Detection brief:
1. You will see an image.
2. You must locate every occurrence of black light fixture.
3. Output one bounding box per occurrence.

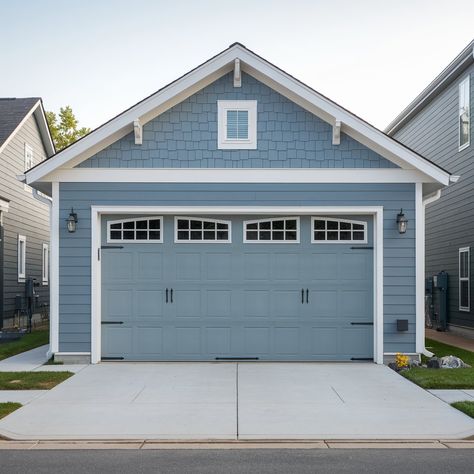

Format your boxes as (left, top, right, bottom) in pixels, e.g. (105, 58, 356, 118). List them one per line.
(396, 209, 408, 234)
(66, 208, 78, 233)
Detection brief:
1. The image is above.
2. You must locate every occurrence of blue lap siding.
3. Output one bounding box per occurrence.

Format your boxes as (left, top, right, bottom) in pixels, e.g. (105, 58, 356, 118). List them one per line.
(58, 182, 416, 354)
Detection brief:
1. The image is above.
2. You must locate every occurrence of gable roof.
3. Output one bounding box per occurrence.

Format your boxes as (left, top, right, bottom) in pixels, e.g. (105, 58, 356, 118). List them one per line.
(386, 39, 474, 135)
(0, 97, 55, 157)
(25, 43, 451, 187)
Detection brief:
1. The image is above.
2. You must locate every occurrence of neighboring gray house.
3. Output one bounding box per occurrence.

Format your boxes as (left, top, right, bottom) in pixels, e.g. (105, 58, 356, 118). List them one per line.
(0, 98, 55, 329)
(386, 40, 474, 337)
(25, 43, 452, 364)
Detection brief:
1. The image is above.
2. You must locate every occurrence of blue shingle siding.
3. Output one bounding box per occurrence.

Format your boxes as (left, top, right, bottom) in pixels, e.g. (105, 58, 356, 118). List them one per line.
(78, 73, 397, 169)
(58, 182, 416, 354)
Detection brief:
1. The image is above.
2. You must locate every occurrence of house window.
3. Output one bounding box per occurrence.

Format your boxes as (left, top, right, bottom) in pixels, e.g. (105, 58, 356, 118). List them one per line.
(243, 218, 299, 243)
(107, 217, 163, 243)
(42, 243, 49, 285)
(24, 144, 34, 191)
(18, 235, 26, 282)
(217, 100, 257, 149)
(459, 247, 470, 312)
(175, 217, 231, 242)
(459, 76, 470, 151)
(312, 218, 367, 243)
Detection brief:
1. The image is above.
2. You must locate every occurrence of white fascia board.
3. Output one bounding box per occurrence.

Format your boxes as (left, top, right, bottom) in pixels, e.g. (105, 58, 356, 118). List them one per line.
(239, 54, 450, 186)
(26, 43, 450, 186)
(39, 168, 437, 184)
(26, 51, 236, 183)
(34, 101, 55, 156)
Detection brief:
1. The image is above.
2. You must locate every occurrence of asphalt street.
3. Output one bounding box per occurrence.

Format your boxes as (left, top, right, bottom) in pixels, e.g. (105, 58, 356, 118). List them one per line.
(0, 449, 473, 474)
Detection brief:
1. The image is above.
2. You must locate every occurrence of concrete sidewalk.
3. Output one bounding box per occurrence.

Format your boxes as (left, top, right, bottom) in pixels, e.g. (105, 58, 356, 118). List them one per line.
(0, 363, 473, 441)
(0, 345, 49, 372)
(430, 390, 474, 404)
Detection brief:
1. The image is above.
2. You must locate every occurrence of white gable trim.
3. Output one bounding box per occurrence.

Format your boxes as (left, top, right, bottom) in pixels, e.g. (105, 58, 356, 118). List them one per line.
(25, 44, 450, 186)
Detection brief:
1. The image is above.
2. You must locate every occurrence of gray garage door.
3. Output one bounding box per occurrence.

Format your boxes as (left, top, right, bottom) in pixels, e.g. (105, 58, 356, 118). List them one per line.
(101, 215, 373, 361)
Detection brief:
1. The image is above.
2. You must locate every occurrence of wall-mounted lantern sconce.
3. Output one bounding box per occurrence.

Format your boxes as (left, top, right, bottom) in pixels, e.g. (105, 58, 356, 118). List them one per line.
(66, 208, 78, 233)
(396, 209, 408, 234)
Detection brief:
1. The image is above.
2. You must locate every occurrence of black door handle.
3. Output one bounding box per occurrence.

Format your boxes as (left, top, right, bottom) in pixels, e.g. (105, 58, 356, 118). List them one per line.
(301, 288, 304, 304)
(306, 289, 309, 304)
(165, 288, 168, 304)
(170, 288, 173, 304)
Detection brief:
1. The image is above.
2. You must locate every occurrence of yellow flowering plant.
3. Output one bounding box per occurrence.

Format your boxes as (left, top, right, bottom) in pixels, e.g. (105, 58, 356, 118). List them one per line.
(395, 352, 410, 370)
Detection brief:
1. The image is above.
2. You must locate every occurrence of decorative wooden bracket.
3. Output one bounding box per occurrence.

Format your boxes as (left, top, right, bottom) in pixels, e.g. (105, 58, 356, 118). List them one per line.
(233, 58, 241, 88)
(133, 119, 142, 145)
(332, 120, 341, 145)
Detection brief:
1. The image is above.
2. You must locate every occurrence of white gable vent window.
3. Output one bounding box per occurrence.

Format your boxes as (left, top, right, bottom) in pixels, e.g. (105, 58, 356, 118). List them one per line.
(217, 100, 257, 149)
(459, 76, 470, 151)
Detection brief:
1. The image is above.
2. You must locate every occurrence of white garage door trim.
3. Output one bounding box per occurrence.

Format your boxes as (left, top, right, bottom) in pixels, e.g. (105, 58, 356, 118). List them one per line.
(90, 205, 384, 364)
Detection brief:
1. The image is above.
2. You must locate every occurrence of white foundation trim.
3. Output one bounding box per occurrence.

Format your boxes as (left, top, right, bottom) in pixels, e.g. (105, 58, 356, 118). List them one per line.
(90, 205, 384, 364)
(49, 182, 59, 357)
(39, 168, 436, 185)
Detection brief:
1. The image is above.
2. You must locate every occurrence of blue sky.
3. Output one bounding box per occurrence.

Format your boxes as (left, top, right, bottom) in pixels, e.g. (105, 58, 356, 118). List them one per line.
(1, 0, 473, 130)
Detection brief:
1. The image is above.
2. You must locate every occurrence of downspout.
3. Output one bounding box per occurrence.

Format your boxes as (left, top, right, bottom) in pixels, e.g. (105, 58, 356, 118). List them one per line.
(32, 189, 53, 358)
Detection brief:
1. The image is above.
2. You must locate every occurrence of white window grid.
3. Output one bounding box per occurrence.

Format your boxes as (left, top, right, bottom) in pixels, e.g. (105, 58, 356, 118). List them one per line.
(107, 217, 163, 243)
(311, 217, 368, 244)
(459, 247, 470, 312)
(243, 217, 300, 243)
(459, 76, 470, 151)
(174, 217, 232, 243)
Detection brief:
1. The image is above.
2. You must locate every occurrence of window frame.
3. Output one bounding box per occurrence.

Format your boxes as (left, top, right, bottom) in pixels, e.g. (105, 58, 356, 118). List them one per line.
(18, 234, 26, 282)
(459, 246, 470, 312)
(459, 76, 470, 152)
(106, 216, 163, 243)
(217, 100, 257, 149)
(311, 217, 368, 244)
(243, 217, 300, 244)
(42, 242, 49, 286)
(24, 143, 34, 191)
(174, 216, 232, 243)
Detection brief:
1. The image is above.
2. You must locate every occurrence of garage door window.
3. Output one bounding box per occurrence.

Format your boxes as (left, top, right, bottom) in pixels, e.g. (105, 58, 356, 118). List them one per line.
(107, 217, 162, 243)
(312, 217, 367, 243)
(244, 217, 299, 243)
(175, 217, 231, 242)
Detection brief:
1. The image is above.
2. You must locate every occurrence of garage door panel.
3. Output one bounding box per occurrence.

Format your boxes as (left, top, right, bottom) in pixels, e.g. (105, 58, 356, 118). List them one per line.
(205, 327, 231, 355)
(206, 290, 232, 317)
(243, 327, 270, 355)
(339, 252, 370, 280)
(104, 289, 132, 319)
(310, 327, 339, 356)
(272, 253, 299, 280)
(310, 290, 338, 317)
(135, 290, 164, 318)
(206, 253, 233, 281)
(244, 290, 270, 317)
(134, 327, 163, 355)
(244, 253, 270, 280)
(307, 253, 338, 280)
(136, 252, 164, 281)
(103, 252, 133, 281)
(341, 327, 373, 357)
(102, 327, 133, 356)
(339, 290, 371, 318)
(176, 253, 201, 281)
(272, 290, 301, 318)
(274, 327, 300, 355)
(175, 290, 201, 317)
(175, 327, 201, 355)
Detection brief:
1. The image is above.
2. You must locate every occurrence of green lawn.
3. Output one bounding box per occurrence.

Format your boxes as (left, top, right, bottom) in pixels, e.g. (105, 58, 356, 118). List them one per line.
(0, 402, 22, 420)
(0, 372, 73, 390)
(0, 330, 49, 361)
(452, 401, 474, 418)
(401, 338, 474, 389)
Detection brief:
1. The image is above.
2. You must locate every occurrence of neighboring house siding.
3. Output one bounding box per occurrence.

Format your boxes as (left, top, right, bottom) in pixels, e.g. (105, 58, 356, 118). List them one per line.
(0, 114, 50, 321)
(78, 73, 397, 169)
(58, 182, 416, 353)
(393, 63, 474, 329)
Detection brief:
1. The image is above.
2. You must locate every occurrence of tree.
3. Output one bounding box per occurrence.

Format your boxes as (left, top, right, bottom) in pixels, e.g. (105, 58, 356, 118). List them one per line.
(46, 106, 90, 151)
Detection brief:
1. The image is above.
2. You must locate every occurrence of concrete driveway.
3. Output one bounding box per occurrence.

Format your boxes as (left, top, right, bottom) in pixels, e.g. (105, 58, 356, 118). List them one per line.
(0, 363, 473, 440)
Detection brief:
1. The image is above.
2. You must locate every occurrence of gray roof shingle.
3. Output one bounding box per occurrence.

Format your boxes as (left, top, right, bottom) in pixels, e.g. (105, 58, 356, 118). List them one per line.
(0, 97, 40, 149)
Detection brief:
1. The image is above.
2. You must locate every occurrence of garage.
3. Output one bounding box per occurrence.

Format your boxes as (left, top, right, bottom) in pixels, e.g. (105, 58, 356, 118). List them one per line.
(100, 214, 374, 361)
